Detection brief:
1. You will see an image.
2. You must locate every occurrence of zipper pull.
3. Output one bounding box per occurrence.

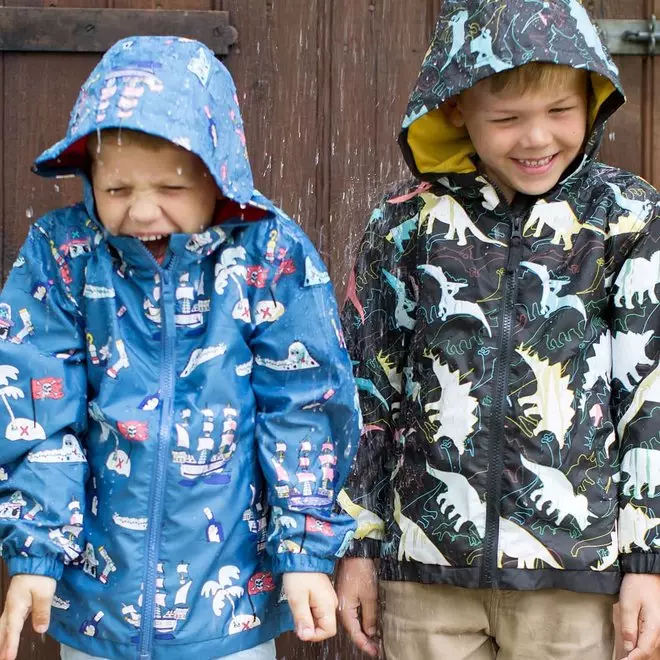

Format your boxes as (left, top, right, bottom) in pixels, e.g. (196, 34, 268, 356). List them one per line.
(506, 218, 523, 274)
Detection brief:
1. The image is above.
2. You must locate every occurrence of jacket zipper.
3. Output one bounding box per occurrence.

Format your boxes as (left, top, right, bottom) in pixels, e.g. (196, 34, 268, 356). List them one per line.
(480, 214, 523, 588)
(138, 261, 177, 659)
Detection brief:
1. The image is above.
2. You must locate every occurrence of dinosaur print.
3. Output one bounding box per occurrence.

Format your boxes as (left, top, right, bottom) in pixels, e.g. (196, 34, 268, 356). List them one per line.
(613, 252, 660, 309)
(386, 216, 419, 255)
(516, 346, 575, 448)
(440, 9, 469, 73)
(424, 357, 479, 454)
(617, 365, 660, 440)
(498, 518, 562, 569)
(523, 200, 605, 250)
(612, 330, 654, 391)
(618, 503, 660, 552)
(418, 264, 492, 336)
(470, 28, 512, 73)
(521, 261, 587, 321)
(619, 447, 660, 501)
(520, 455, 596, 531)
(582, 331, 611, 392)
(394, 489, 451, 565)
(591, 527, 618, 571)
(382, 269, 417, 330)
(605, 182, 652, 236)
(420, 193, 506, 247)
(426, 461, 486, 537)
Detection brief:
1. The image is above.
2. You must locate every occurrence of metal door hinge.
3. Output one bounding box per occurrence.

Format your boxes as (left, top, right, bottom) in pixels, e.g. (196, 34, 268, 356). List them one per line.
(0, 7, 237, 55)
(595, 16, 660, 55)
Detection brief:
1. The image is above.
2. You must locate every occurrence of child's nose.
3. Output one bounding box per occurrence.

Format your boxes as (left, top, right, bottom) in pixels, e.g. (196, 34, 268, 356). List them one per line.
(521, 123, 552, 149)
(128, 196, 161, 223)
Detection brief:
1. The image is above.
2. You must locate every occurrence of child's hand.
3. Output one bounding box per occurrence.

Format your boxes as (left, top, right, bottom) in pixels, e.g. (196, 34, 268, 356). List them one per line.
(282, 572, 338, 642)
(619, 573, 660, 660)
(336, 558, 380, 657)
(0, 574, 56, 660)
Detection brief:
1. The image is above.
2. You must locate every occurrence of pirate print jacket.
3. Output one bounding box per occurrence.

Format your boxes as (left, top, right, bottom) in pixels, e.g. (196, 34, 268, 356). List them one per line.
(339, 0, 660, 595)
(0, 37, 359, 659)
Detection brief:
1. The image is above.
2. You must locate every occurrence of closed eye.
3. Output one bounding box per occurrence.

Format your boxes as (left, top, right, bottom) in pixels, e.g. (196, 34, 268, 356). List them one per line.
(490, 116, 517, 124)
(550, 106, 575, 114)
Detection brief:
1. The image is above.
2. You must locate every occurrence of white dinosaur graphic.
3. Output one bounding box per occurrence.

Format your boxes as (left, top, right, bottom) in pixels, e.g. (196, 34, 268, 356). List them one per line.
(419, 193, 506, 247)
(617, 365, 660, 440)
(582, 331, 612, 392)
(613, 252, 660, 309)
(612, 330, 654, 391)
(475, 176, 499, 210)
(439, 9, 468, 72)
(424, 357, 478, 455)
(418, 264, 492, 336)
(618, 447, 660, 500)
(606, 182, 652, 236)
(470, 28, 512, 73)
(394, 489, 451, 565)
(498, 518, 562, 569)
(520, 455, 596, 531)
(516, 346, 575, 448)
(523, 200, 605, 251)
(425, 462, 486, 538)
(520, 261, 586, 321)
(382, 269, 416, 330)
(618, 503, 660, 552)
(591, 527, 618, 571)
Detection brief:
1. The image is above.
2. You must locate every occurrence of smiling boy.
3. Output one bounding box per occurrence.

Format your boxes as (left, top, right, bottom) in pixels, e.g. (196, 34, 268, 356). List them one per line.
(336, 2, 660, 659)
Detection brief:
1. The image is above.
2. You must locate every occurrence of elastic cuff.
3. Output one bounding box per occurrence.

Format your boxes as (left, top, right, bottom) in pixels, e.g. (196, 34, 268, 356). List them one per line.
(5, 555, 63, 580)
(620, 552, 660, 574)
(345, 537, 381, 559)
(271, 554, 335, 575)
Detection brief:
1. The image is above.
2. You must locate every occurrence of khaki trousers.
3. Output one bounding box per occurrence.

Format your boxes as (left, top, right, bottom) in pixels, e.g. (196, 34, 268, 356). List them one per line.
(380, 581, 616, 660)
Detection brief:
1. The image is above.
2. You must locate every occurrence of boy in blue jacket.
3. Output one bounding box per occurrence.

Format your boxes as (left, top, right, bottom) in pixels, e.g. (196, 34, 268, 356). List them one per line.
(0, 36, 359, 660)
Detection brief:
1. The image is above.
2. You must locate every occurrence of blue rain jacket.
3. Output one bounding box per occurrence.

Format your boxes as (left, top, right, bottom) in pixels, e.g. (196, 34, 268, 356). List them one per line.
(0, 36, 359, 659)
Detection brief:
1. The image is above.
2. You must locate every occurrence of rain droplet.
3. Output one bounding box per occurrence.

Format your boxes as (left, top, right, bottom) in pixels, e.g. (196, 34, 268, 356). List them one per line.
(25, 207, 34, 219)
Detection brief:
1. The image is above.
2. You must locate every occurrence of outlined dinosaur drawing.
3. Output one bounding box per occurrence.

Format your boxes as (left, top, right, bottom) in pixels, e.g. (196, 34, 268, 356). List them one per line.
(394, 489, 451, 565)
(382, 269, 417, 330)
(618, 503, 660, 552)
(520, 455, 596, 531)
(426, 461, 486, 537)
(605, 182, 652, 236)
(516, 346, 575, 448)
(419, 193, 506, 247)
(617, 365, 660, 440)
(613, 252, 660, 309)
(498, 518, 562, 569)
(424, 357, 479, 455)
(523, 200, 605, 250)
(612, 330, 654, 391)
(520, 261, 586, 321)
(418, 264, 492, 336)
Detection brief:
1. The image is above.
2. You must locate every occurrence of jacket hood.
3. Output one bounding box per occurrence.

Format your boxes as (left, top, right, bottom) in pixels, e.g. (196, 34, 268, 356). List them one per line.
(400, 0, 625, 180)
(34, 36, 268, 211)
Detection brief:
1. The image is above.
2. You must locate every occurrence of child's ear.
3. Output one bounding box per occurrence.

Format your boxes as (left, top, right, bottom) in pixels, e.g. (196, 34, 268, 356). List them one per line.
(443, 99, 466, 128)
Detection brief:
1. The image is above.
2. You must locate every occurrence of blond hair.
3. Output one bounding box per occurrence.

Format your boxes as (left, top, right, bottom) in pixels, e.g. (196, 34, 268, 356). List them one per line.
(483, 63, 587, 96)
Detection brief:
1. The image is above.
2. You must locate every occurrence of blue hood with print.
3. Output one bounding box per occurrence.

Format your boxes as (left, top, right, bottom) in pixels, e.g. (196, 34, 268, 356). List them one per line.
(0, 36, 360, 660)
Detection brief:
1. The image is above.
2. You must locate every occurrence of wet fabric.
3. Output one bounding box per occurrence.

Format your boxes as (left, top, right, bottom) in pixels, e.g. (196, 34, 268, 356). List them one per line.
(0, 36, 360, 659)
(339, 0, 660, 595)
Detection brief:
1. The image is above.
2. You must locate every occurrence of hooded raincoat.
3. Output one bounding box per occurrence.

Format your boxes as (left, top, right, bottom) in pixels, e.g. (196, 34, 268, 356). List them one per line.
(340, 0, 660, 595)
(0, 37, 359, 659)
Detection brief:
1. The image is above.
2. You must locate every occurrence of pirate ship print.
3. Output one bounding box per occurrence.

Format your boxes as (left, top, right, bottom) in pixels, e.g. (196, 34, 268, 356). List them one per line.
(122, 562, 192, 640)
(172, 406, 237, 485)
(273, 437, 338, 509)
(143, 271, 210, 328)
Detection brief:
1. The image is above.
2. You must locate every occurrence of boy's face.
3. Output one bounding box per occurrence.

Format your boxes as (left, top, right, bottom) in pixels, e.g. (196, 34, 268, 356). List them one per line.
(449, 71, 589, 202)
(91, 137, 219, 263)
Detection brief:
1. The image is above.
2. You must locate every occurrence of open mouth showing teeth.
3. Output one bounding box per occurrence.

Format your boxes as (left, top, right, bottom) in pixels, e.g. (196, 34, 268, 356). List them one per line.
(136, 234, 166, 242)
(516, 155, 554, 168)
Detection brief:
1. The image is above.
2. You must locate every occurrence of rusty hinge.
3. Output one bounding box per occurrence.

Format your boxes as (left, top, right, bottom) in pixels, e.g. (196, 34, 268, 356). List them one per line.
(595, 16, 660, 56)
(0, 7, 237, 55)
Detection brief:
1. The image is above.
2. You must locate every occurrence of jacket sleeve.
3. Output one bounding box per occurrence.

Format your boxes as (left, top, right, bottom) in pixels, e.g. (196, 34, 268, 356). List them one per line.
(249, 218, 360, 574)
(610, 198, 660, 574)
(338, 194, 418, 558)
(0, 221, 88, 580)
